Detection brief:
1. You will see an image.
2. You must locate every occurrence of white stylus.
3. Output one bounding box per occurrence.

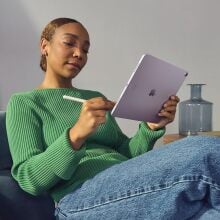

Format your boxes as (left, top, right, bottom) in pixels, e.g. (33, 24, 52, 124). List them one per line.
(63, 95, 86, 103)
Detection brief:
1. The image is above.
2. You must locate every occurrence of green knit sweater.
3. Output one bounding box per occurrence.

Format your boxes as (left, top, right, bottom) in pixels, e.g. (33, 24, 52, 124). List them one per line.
(6, 88, 165, 202)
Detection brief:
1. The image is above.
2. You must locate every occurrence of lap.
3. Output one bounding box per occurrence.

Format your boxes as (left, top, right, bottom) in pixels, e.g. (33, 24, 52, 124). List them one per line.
(56, 136, 220, 219)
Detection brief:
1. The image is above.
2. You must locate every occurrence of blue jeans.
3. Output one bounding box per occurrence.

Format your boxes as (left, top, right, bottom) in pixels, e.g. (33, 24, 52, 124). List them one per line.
(55, 136, 220, 220)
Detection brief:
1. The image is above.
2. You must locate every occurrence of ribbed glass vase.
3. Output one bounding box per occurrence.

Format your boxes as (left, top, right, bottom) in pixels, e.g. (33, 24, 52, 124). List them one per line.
(179, 84, 213, 136)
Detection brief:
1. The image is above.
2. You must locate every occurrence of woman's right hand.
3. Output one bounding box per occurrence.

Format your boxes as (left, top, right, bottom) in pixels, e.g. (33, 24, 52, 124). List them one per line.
(69, 97, 115, 150)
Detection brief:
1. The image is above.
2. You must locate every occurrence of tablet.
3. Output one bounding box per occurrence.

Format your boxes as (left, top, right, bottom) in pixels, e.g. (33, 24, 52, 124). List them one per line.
(111, 54, 188, 122)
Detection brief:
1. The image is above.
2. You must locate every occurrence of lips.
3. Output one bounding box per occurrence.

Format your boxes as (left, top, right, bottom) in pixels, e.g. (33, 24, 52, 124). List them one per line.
(66, 62, 81, 70)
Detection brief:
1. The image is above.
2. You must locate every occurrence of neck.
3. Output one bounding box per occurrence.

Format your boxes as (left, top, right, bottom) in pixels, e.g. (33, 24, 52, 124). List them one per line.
(38, 72, 73, 89)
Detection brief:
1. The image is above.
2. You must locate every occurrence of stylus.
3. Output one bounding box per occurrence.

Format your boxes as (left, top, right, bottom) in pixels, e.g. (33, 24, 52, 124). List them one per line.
(63, 95, 86, 103)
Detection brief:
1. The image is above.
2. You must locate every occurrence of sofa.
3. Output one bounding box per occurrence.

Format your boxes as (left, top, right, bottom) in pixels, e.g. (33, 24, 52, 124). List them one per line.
(0, 111, 56, 220)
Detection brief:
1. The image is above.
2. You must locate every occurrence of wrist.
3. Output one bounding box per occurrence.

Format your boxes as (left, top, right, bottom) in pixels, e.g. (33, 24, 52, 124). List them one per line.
(69, 127, 86, 150)
(146, 122, 164, 131)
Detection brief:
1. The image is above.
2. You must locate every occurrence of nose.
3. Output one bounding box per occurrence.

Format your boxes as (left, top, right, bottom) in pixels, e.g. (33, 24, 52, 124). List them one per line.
(73, 47, 83, 59)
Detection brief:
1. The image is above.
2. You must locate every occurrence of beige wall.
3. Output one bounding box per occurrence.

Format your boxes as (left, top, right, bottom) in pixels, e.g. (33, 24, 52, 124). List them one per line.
(0, 0, 219, 141)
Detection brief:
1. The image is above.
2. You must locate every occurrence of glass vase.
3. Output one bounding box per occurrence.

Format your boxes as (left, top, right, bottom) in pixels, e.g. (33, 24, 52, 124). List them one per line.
(179, 84, 213, 136)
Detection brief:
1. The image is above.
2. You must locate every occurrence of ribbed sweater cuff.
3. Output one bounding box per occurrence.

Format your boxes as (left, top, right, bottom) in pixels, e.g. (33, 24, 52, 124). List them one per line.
(44, 128, 86, 180)
(140, 122, 165, 147)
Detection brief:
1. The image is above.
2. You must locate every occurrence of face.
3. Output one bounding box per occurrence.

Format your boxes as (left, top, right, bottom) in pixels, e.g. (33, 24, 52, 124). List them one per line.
(41, 22, 90, 80)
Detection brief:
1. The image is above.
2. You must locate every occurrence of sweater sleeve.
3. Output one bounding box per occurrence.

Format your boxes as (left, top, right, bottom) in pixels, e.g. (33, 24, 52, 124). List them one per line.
(111, 116, 165, 158)
(6, 95, 86, 196)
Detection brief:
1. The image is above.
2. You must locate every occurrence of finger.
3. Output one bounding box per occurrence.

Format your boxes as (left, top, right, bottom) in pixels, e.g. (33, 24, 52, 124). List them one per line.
(85, 98, 115, 110)
(81, 108, 107, 119)
(161, 106, 177, 113)
(83, 113, 107, 128)
(88, 97, 107, 103)
(163, 100, 179, 108)
(159, 108, 176, 116)
(158, 111, 175, 121)
(97, 116, 107, 124)
(88, 97, 114, 105)
(91, 110, 107, 117)
(170, 95, 180, 102)
(90, 115, 107, 126)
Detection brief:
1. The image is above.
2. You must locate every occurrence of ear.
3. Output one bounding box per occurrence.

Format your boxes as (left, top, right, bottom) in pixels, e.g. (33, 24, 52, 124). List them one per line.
(40, 38, 49, 56)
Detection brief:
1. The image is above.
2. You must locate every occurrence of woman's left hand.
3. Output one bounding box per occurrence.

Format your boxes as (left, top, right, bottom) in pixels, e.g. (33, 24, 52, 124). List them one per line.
(147, 95, 180, 130)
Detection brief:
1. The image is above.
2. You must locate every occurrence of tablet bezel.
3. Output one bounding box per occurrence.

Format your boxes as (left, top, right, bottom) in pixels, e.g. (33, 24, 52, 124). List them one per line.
(111, 54, 188, 122)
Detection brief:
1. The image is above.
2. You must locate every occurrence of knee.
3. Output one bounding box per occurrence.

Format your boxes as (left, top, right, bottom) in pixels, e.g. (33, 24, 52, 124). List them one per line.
(190, 136, 220, 152)
(165, 136, 220, 166)
(175, 136, 220, 152)
(186, 136, 220, 169)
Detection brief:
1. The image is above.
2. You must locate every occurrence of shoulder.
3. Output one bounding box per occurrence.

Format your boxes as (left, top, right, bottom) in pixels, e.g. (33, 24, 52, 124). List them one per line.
(6, 90, 40, 114)
(7, 90, 36, 105)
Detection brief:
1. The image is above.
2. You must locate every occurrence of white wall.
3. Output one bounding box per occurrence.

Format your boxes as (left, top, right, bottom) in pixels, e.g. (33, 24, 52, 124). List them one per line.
(0, 0, 220, 143)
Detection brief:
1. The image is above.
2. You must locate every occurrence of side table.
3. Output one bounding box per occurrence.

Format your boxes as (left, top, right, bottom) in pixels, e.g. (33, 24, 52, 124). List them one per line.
(163, 131, 220, 144)
(163, 134, 185, 144)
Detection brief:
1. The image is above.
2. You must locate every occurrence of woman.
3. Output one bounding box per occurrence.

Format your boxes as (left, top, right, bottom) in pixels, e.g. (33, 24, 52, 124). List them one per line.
(6, 18, 220, 220)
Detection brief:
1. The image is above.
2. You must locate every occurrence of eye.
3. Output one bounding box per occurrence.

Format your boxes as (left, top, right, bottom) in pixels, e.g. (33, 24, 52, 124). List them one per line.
(83, 49, 89, 54)
(82, 45, 90, 54)
(63, 41, 75, 47)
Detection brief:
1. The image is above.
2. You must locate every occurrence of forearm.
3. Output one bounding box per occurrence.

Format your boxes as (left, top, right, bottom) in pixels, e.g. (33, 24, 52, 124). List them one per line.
(11, 129, 86, 196)
(116, 122, 165, 158)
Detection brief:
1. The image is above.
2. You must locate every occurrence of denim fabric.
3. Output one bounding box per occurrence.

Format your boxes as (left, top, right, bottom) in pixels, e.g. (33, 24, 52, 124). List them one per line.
(55, 136, 220, 220)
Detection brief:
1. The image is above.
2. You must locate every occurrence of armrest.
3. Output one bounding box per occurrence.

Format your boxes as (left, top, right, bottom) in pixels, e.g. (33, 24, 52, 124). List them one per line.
(0, 170, 56, 220)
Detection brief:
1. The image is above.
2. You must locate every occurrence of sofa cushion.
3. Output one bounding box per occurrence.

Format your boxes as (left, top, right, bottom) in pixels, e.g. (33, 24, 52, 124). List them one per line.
(0, 170, 56, 220)
(0, 111, 13, 170)
(0, 112, 56, 219)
